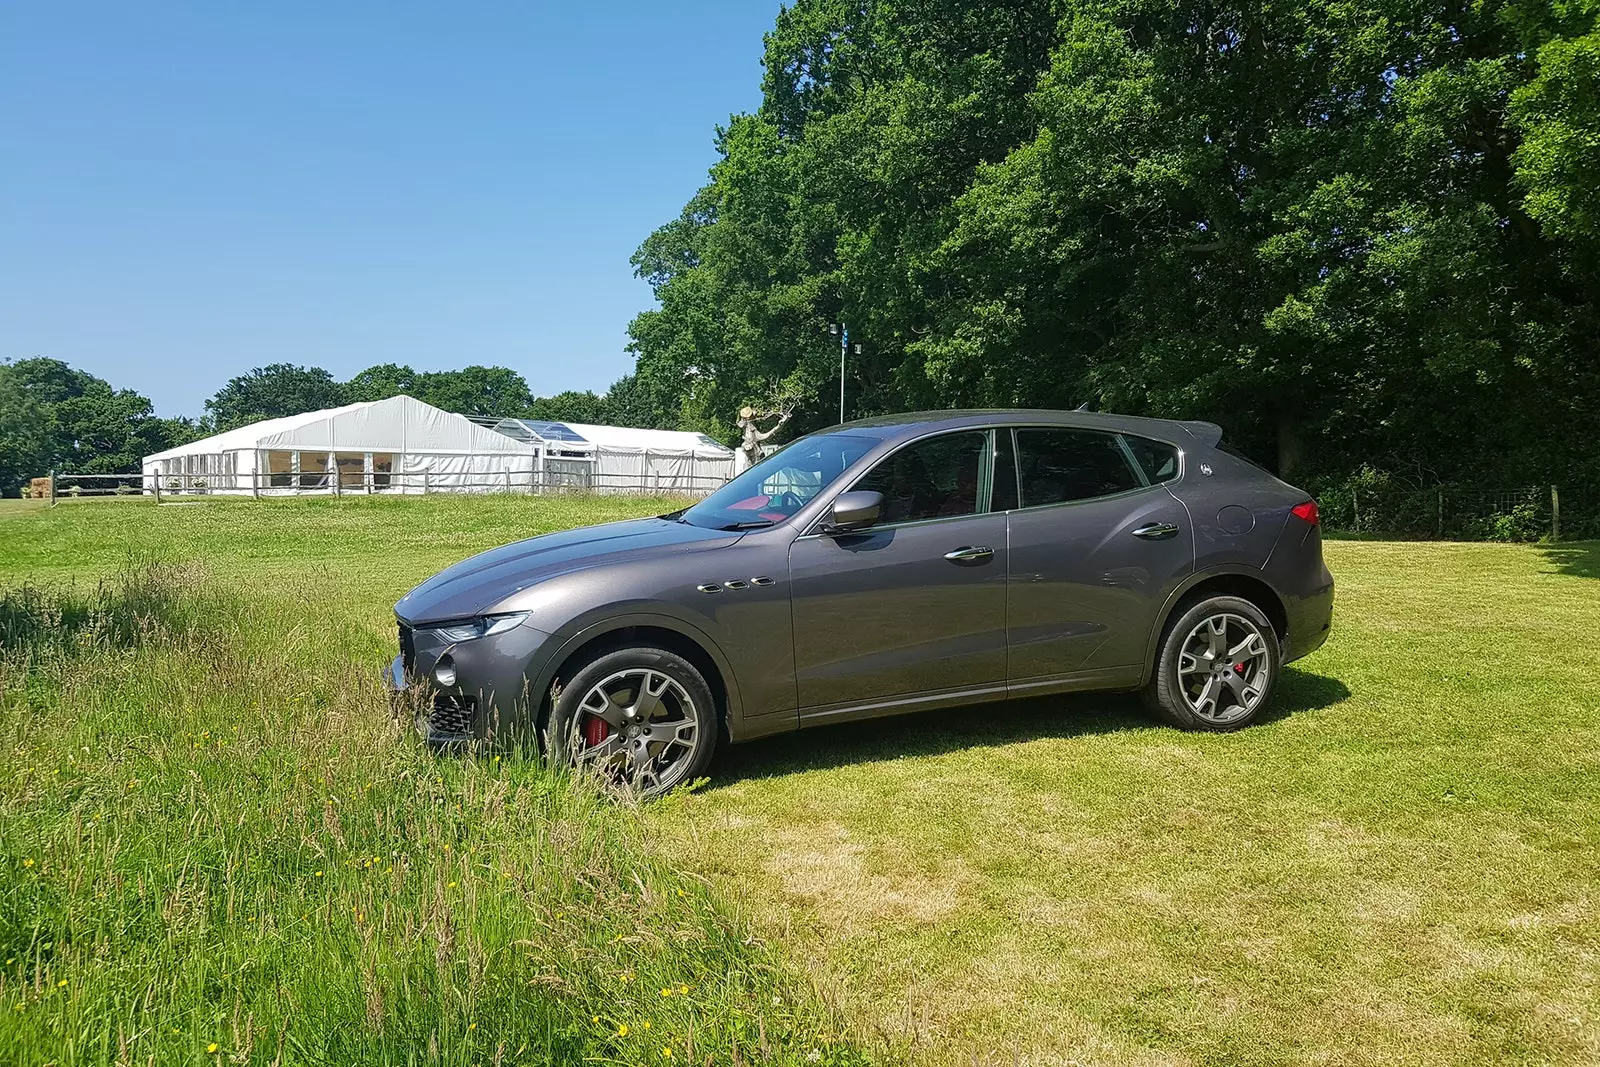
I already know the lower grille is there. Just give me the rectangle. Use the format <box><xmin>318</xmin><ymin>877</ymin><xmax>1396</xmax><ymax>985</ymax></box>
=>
<box><xmin>429</xmin><ymin>695</ymin><xmax>475</xmax><ymax>737</ymax></box>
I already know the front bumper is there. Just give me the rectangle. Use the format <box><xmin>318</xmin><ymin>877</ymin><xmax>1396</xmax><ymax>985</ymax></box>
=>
<box><xmin>385</xmin><ymin>620</ymin><xmax>557</xmax><ymax>744</ymax></box>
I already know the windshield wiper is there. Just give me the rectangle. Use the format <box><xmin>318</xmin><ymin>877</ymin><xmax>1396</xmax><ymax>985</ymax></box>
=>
<box><xmin>717</xmin><ymin>520</ymin><xmax>776</xmax><ymax>530</ymax></box>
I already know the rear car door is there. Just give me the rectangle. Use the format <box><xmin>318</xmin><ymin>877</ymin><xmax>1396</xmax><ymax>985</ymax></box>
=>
<box><xmin>789</xmin><ymin>430</ymin><xmax>1009</xmax><ymax>713</ymax></box>
<box><xmin>1004</xmin><ymin>427</ymin><xmax>1194</xmax><ymax>683</ymax></box>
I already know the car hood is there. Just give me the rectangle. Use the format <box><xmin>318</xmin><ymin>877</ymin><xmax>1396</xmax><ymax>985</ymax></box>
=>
<box><xmin>395</xmin><ymin>516</ymin><xmax>741</xmax><ymax>624</ymax></box>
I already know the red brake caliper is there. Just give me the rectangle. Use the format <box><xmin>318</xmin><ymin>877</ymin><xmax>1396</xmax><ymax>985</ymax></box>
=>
<box><xmin>582</xmin><ymin>716</ymin><xmax>609</xmax><ymax>747</ymax></box>
<box><xmin>1234</xmin><ymin>662</ymin><xmax>1247</xmax><ymax>675</ymax></box>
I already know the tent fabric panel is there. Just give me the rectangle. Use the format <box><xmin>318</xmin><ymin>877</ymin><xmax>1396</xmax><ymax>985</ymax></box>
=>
<box><xmin>561</xmin><ymin>422</ymin><xmax>733</xmax><ymax>457</ymax></box>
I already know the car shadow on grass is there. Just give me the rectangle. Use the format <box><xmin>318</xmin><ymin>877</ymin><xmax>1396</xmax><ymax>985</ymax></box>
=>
<box><xmin>707</xmin><ymin>666</ymin><xmax>1351</xmax><ymax>785</ymax></box>
<box><xmin>1539</xmin><ymin>540</ymin><xmax>1600</xmax><ymax>579</ymax></box>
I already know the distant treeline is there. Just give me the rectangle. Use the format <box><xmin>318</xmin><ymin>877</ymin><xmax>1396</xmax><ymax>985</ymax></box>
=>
<box><xmin>0</xmin><ymin>358</ymin><xmax>646</xmax><ymax>496</ymax></box>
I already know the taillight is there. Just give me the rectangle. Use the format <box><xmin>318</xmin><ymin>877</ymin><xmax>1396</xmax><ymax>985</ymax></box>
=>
<box><xmin>1291</xmin><ymin>499</ymin><xmax>1320</xmax><ymax>525</ymax></box>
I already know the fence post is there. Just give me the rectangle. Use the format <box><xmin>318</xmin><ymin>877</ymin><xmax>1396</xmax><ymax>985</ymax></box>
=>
<box><xmin>1352</xmin><ymin>487</ymin><xmax>1360</xmax><ymax>530</ymax></box>
<box><xmin>422</xmin><ymin>469</ymin><xmax>430</xmax><ymax>495</ymax></box>
<box><xmin>154</xmin><ymin>472</ymin><xmax>163</xmax><ymax>504</ymax></box>
<box><xmin>48</xmin><ymin>470</ymin><xmax>56</xmax><ymax>507</ymax></box>
<box><xmin>506</xmin><ymin>468</ymin><xmax>512</xmax><ymax>494</ymax></box>
<box><xmin>1551</xmin><ymin>485</ymin><xmax>1561</xmax><ymax>542</ymax></box>
<box><xmin>1437</xmin><ymin>487</ymin><xmax>1444</xmax><ymax>537</ymax></box>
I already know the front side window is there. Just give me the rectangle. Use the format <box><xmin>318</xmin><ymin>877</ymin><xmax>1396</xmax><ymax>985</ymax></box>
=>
<box><xmin>856</xmin><ymin>431</ymin><xmax>987</xmax><ymax>524</ymax></box>
<box><xmin>1121</xmin><ymin>434</ymin><xmax>1180</xmax><ymax>483</ymax></box>
<box><xmin>678</xmin><ymin>433</ymin><xmax>875</xmax><ymax>530</ymax></box>
<box><xmin>1016</xmin><ymin>428</ymin><xmax>1142</xmax><ymax>506</ymax></box>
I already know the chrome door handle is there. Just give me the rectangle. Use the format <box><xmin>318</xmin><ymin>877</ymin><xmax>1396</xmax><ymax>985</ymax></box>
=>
<box><xmin>943</xmin><ymin>545</ymin><xmax>994</xmax><ymax>562</ymax></box>
<box><xmin>1131</xmin><ymin>522</ymin><xmax>1180</xmax><ymax>541</ymax></box>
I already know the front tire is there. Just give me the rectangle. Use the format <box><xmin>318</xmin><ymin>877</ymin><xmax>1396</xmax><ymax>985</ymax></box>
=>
<box><xmin>546</xmin><ymin>646</ymin><xmax>718</xmax><ymax>798</ymax></box>
<box><xmin>1142</xmin><ymin>595</ymin><xmax>1279</xmax><ymax>731</ymax></box>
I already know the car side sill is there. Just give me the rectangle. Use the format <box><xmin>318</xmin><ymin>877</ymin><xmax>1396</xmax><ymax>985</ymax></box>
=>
<box><xmin>795</xmin><ymin>665</ymin><xmax>1144</xmax><ymax>730</ymax></box>
<box><xmin>798</xmin><ymin>681</ymin><xmax>1010</xmax><ymax>728</ymax></box>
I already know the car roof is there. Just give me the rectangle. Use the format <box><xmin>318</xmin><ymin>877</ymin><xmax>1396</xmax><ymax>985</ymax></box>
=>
<box><xmin>831</xmin><ymin>409</ymin><xmax>1222</xmax><ymax>447</ymax></box>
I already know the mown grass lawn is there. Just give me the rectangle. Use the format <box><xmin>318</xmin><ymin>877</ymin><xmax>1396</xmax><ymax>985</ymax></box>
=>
<box><xmin>2</xmin><ymin>496</ymin><xmax>1597</xmax><ymax>1066</ymax></box>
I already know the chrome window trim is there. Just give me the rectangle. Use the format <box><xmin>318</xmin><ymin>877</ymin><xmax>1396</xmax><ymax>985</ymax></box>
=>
<box><xmin>1116</xmin><ymin>430</ymin><xmax>1186</xmax><ymax>486</ymax></box>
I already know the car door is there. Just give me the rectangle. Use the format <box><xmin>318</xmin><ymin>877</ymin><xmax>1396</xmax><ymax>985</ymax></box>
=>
<box><xmin>789</xmin><ymin>429</ymin><xmax>1009</xmax><ymax>716</ymax></box>
<box><xmin>1004</xmin><ymin>427</ymin><xmax>1194</xmax><ymax>684</ymax></box>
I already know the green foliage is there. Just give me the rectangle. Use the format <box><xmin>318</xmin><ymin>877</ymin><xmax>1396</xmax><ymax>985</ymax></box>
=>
<box><xmin>205</xmin><ymin>363</ymin><xmax>347</xmax><ymax>431</ymax></box>
<box><xmin>0</xmin><ymin>359</ymin><xmax>197</xmax><ymax>495</ymax></box>
<box><xmin>627</xmin><ymin>0</ymin><xmax>1600</xmax><ymax>489</ymax></box>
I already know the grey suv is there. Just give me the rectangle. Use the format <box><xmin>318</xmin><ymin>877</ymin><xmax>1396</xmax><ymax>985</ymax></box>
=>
<box><xmin>388</xmin><ymin>410</ymin><xmax>1334</xmax><ymax>796</ymax></box>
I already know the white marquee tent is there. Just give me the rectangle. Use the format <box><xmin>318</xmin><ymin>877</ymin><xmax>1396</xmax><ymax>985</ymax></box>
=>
<box><xmin>142</xmin><ymin>395</ymin><xmax>536</xmax><ymax>495</ymax></box>
<box><xmin>490</xmin><ymin>419</ymin><xmax>735</xmax><ymax>493</ymax></box>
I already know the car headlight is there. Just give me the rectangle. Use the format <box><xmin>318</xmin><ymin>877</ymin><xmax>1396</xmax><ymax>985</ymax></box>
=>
<box><xmin>425</xmin><ymin>612</ymin><xmax>532</xmax><ymax>643</ymax></box>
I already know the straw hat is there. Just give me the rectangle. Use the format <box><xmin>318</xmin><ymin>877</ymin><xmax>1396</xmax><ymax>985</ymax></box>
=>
<box><xmin>739</xmin><ymin>406</ymin><xmax>756</xmax><ymax>419</ymax></box>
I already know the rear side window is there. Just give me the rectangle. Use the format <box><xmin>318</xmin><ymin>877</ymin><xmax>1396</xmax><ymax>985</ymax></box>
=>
<box><xmin>1016</xmin><ymin>428</ymin><xmax>1142</xmax><ymax>506</ymax></box>
<box><xmin>1121</xmin><ymin>434</ymin><xmax>1180</xmax><ymax>483</ymax></box>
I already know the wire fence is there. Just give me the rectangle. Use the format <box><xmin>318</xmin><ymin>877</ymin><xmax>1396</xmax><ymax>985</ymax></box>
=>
<box><xmin>30</xmin><ymin>471</ymin><xmax>1599</xmax><ymax>542</ymax></box>
<box><xmin>36</xmin><ymin>469</ymin><xmax>724</xmax><ymax>501</ymax></box>
<box><xmin>1317</xmin><ymin>482</ymin><xmax>1597</xmax><ymax>542</ymax></box>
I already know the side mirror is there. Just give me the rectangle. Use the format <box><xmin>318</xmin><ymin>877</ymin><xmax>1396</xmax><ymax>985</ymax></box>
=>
<box><xmin>823</xmin><ymin>490</ymin><xmax>883</xmax><ymax>534</ymax></box>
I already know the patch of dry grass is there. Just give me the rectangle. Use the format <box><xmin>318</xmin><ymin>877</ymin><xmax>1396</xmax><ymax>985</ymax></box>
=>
<box><xmin>653</xmin><ymin>540</ymin><xmax>1600</xmax><ymax>1066</ymax></box>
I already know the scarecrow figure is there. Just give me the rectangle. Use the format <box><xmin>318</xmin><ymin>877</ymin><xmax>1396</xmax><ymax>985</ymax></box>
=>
<box><xmin>734</xmin><ymin>405</ymin><xmax>790</xmax><ymax>473</ymax></box>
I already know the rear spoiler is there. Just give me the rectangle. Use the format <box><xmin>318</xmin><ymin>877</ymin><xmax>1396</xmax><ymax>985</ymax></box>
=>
<box><xmin>1178</xmin><ymin>420</ymin><xmax>1223</xmax><ymax>446</ymax></box>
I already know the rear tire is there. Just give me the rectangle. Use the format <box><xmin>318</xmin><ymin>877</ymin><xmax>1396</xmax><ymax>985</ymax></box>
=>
<box><xmin>546</xmin><ymin>646</ymin><xmax>718</xmax><ymax>798</ymax></box>
<box><xmin>1142</xmin><ymin>595</ymin><xmax>1280</xmax><ymax>731</ymax></box>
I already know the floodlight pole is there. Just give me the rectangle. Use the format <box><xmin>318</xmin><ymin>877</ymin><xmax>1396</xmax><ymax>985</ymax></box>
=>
<box><xmin>829</xmin><ymin>322</ymin><xmax>859</xmax><ymax>424</ymax></box>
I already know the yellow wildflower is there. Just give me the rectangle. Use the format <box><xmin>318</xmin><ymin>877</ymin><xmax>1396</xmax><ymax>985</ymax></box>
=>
<box><xmin>616</xmin><ymin>1023</ymin><xmax>629</xmax><ymax>1037</ymax></box>
<box><xmin>56</xmin><ymin>979</ymin><xmax>67</xmax><ymax>988</ymax></box>
<box><xmin>661</xmin><ymin>1048</ymin><xmax>673</xmax><ymax>1059</ymax></box>
<box><xmin>678</xmin><ymin>984</ymin><xmax>689</xmax><ymax>995</ymax></box>
<box><xmin>21</xmin><ymin>858</ymin><xmax>34</xmax><ymax>868</ymax></box>
<box><xmin>207</xmin><ymin>1042</ymin><xmax>219</xmax><ymax>1053</ymax></box>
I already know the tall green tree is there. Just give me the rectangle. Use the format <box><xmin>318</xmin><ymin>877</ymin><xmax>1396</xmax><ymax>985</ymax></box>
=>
<box><xmin>626</xmin><ymin>0</ymin><xmax>1600</xmax><ymax>494</ymax></box>
<box><xmin>0</xmin><ymin>358</ymin><xmax>196</xmax><ymax>494</ymax></box>
<box><xmin>411</xmin><ymin>365</ymin><xmax>532</xmax><ymax>418</ymax></box>
<box><xmin>343</xmin><ymin>363</ymin><xmax>420</xmax><ymax>403</ymax></box>
<box><xmin>205</xmin><ymin>364</ymin><xmax>346</xmax><ymax>431</ymax></box>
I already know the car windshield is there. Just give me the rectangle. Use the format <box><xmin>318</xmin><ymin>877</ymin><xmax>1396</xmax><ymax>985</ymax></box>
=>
<box><xmin>676</xmin><ymin>433</ymin><xmax>876</xmax><ymax>530</ymax></box>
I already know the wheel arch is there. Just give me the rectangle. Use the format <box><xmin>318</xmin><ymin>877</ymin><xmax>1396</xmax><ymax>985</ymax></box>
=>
<box><xmin>530</xmin><ymin>613</ymin><xmax>740</xmax><ymax>743</ymax></box>
<box><xmin>1140</xmin><ymin>569</ymin><xmax>1289</xmax><ymax>685</ymax></box>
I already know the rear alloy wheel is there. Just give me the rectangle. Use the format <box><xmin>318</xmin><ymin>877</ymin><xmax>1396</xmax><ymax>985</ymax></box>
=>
<box><xmin>547</xmin><ymin>647</ymin><xmax>717</xmax><ymax>798</ymax></box>
<box><xmin>1143</xmin><ymin>595</ymin><xmax>1280</xmax><ymax>731</ymax></box>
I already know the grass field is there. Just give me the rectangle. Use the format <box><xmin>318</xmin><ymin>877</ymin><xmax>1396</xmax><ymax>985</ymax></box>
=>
<box><xmin>1</xmin><ymin>496</ymin><xmax>1597</xmax><ymax>1066</ymax></box>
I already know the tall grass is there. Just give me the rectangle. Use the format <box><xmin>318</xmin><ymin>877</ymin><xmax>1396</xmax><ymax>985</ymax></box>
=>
<box><xmin>0</xmin><ymin>566</ymin><xmax>866</xmax><ymax>1065</ymax></box>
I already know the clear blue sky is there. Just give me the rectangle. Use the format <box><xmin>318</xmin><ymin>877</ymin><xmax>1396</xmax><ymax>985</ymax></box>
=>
<box><xmin>0</xmin><ymin>2</ymin><xmax>779</xmax><ymax>418</ymax></box>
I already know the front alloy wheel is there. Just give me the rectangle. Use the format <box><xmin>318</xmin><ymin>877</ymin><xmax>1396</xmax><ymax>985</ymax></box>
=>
<box><xmin>548</xmin><ymin>648</ymin><xmax>717</xmax><ymax>797</ymax></box>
